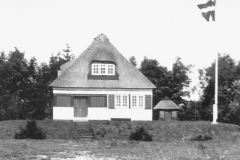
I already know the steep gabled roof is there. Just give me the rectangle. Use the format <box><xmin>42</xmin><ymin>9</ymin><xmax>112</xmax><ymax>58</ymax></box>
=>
<box><xmin>49</xmin><ymin>34</ymin><xmax>155</xmax><ymax>89</ymax></box>
<box><xmin>153</xmin><ymin>97</ymin><xmax>180</xmax><ymax>110</ymax></box>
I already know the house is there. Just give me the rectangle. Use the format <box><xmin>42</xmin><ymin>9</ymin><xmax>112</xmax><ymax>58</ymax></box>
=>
<box><xmin>153</xmin><ymin>97</ymin><xmax>180</xmax><ymax>121</ymax></box>
<box><xmin>49</xmin><ymin>34</ymin><xmax>156</xmax><ymax>121</ymax></box>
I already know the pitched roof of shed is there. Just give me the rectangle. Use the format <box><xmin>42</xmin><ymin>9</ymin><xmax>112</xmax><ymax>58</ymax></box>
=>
<box><xmin>49</xmin><ymin>34</ymin><xmax>155</xmax><ymax>89</ymax></box>
<box><xmin>153</xmin><ymin>97</ymin><xmax>180</xmax><ymax>110</ymax></box>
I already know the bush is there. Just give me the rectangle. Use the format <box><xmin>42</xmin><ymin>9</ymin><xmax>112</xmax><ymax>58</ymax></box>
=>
<box><xmin>130</xmin><ymin>124</ymin><xmax>152</xmax><ymax>141</ymax></box>
<box><xmin>96</xmin><ymin>127</ymin><xmax>107</xmax><ymax>137</ymax></box>
<box><xmin>14</xmin><ymin>120</ymin><xmax>46</xmax><ymax>140</ymax></box>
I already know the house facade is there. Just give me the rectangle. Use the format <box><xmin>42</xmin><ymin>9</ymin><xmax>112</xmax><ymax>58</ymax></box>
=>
<box><xmin>49</xmin><ymin>34</ymin><xmax>156</xmax><ymax>121</ymax></box>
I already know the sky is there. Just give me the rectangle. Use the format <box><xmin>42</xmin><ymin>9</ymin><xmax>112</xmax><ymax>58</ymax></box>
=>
<box><xmin>0</xmin><ymin>0</ymin><xmax>240</xmax><ymax>100</ymax></box>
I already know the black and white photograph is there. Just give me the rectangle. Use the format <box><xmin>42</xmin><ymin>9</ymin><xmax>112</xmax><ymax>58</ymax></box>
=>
<box><xmin>0</xmin><ymin>0</ymin><xmax>240</xmax><ymax>159</ymax></box>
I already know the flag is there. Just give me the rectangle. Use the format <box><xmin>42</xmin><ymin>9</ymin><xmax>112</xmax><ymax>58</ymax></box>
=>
<box><xmin>197</xmin><ymin>0</ymin><xmax>216</xmax><ymax>21</ymax></box>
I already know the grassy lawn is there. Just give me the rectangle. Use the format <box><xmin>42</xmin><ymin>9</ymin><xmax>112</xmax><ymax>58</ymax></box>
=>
<box><xmin>0</xmin><ymin>120</ymin><xmax>240</xmax><ymax>159</ymax></box>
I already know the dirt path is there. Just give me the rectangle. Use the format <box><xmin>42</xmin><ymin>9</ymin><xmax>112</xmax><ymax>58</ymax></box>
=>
<box><xmin>34</xmin><ymin>151</ymin><xmax>119</xmax><ymax>160</ymax></box>
<box><xmin>25</xmin><ymin>140</ymin><xmax>139</xmax><ymax>160</ymax></box>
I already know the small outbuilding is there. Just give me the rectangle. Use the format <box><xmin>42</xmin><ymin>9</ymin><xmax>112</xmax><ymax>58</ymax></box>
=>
<box><xmin>153</xmin><ymin>96</ymin><xmax>180</xmax><ymax>121</ymax></box>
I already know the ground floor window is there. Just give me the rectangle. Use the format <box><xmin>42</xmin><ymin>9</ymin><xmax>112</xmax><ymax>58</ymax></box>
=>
<box><xmin>172</xmin><ymin>111</ymin><xmax>177</xmax><ymax>118</ymax></box>
<box><xmin>115</xmin><ymin>95</ymin><xmax>129</xmax><ymax>108</ymax></box>
<box><xmin>160</xmin><ymin>111</ymin><xmax>164</xmax><ymax>118</ymax></box>
<box><xmin>55</xmin><ymin>95</ymin><xmax>107</xmax><ymax>107</ymax></box>
<box><xmin>55</xmin><ymin>95</ymin><xmax>71</xmax><ymax>106</ymax></box>
<box><xmin>130</xmin><ymin>95</ymin><xmax>145</xmax><ymax>108</ymax></box>
<box><xmin>90</xmin><ymin>96</ymin><xmax>106</xmax><ymax>107</ymax></box>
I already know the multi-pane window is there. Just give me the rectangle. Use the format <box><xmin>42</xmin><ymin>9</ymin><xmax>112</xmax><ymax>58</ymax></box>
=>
<box><xmin>122</xmin><ymin>95</ymin><xmax>128</xmax><ymax>107</ymax></box>
<box><xmin>116</xmin><ymin>95</ymin><xmax>121</xmax><ymax>107</ymax></box>
<box><xmin>56</xmin><ymin>96</ymin><xmax>71</xmax><ymax>106</ymax></box>
<box><xmin>90</xmin><ymin>96</ymin><xmax>106</xmax><ymax>107</ymax></box>
<box><xmin>131</xmin><ymin>95</ymin><xmax>145</xmax><ymax>108</ymax></box>
<box><xmin>92</xmin><ymin>63</ymin><xmax>115</xmax><ymax>75</ymax></box>
<box><xmin>108</xmin><ymin>64</ymin><xmax>114</xmax><ymax>74</ymax></box>
<box><xmin>139</xmin><ymin>96</ymin><xmax>144</xmax><ymax>107</ymax></box>
<box><xmin>93</xmin><ymin>64</ymin><xmax>98</xmax><ymax>74</ymax></box>
<box><xmin>101</xmin><ymin>65</ymin><xmax>105</xmax><ymax>74</ymax></box>
<box><xmin>115</xmin><ymin>95</ymin><xmax>129</xmax><ymax>108</ymax></box>
<box><xmin>132</xmin><ymin>96</ymin><xmax>137</xmax><ymax>107</ymax></box>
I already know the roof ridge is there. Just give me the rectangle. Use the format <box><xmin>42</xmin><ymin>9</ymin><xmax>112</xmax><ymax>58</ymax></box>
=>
<box><xmin>94</xmin><ymin>33</ymin><xmax>109</xmax><ymax>42</ymax></box>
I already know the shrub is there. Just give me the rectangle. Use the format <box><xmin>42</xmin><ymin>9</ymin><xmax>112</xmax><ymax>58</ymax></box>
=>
<box><xmin>15</xmin><ymin>120</ymin><xmax>46</xmax><ymax>140</ymax></box>
<box><xmin>130</xmin><ymin>124</ymin><xmax>152</xmax><ymax>141</ymax></box>
<box><xmin>96</xmin><ymin>127</ymin><xmax>107</xmax><ymax>137</ymax></box>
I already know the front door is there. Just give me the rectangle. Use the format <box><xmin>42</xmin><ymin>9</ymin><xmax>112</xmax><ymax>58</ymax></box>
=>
<box><xmin>74</xmin><ymin>97</ymin><xmax>88</xmax><ymax>117</ymax></box>
<box><xmin>165</xmin><ymin>111</ymin><xmax>172</xmax><ymax>121</ymax></box>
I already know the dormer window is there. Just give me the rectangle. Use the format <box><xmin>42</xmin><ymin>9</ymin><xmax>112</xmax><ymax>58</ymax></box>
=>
<box><xmin>92</xmin><ymin>63</ymin><xmax>115</xmax><ymax>75</ymax></box>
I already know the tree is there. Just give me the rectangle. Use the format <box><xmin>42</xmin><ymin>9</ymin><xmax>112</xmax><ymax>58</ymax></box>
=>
<box><xmin>2</xmin><ymin>48</ymin><xmax>29</xmax><ymax>119</ymax></box>
<box><xmin>15</xmin><ymin>120</ymin><xmax>46</xmax><ymax>139</ymax></box>
<box><xmin>0</xmin><ymin>52</ymin><xmax>7</xmax><ymax>120</ymax></box>
<box><xmin>59</xmin><ymin>44</ymin><xmax>75</xmax><ymax>61</ymax></box>
<box><xmin>49</xmin><ymin>44</ymin><xmax>75</xmax><ymax>82</ymax></box>
<box><xmin>18</xmin><ymin>57</ymin><xmax>50</xmax><ymax>120</ymax></box>
<box><xmin>170</xmin><ymin>57</ymin><xmax>192</xmax><ymax>104</ymax></box>
<box><xmin>139</xmin><ymin>57</ymin><xmax>192</xmax><ymax>120</ymax></box>
<box><xmin>199</xmin><ymin>54</ymin><xmax>240</xmax><ymax>124</ymax></box>
<box><xmin>129</xmin><ymin>56</ymin><xmax>137</xmax><ymax>67</ymax></box>
<box><xmin>140</xmin><ymin>57</ymin><xmax>192</xmax><ymax>105</ymax></box>
<box><xmin>0</xmin><ymin>49</ymin><xmax>48</xmax><ymax>120</ymax></box>
<box><xmin>140</xmin><ymin>57</ymin><xmax>169</xmax><ymax>105</ymax></box>
<box><xmin>178</xmin><ymin>101</ymin><xmax>202</xmax><ymax>121</ymax></box>
<box><xmin>0</xmin><ymin>45</ymin><xmax>75</xmax><ymax>121</ymax></box>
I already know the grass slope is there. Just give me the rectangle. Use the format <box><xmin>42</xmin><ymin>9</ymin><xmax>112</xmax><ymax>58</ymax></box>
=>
<box><xmin>91</xmin><ymin>120</ymin><xmax>240</xmax><ymax>142</ymax></box>
<box><xmin>1</xmin><ymin>120</ymin><xmax>240</xmax><ymax>159</ymax></box>
<box><xmin>0</xmin><ymin>120</ymin><xmax>240</xmax><ymax>141</ymax></box>
<box><xmin>0</xmin><ymin>120</ymin><xmax>92</xmax><ymax>140</ymax></box>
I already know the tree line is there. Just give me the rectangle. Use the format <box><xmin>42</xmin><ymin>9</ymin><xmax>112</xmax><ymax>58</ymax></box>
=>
<box><xmin>0</xmin><ymin>46</ymin><xmax>240</xmax><ymax>125</ymax></box>
<box><xmin>130</xmin><ymin>54</ymin><xmax>240</xmax><ymax>125</ymax></box>
<box><xmin>0</xmin><ymin>45</ymin><xmax>74</xmax><ymax>120</ymax></box>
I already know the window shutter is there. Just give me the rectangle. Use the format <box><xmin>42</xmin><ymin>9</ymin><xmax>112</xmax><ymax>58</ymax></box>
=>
<box><xmin>70</xmin><ymin>96</ymin><xmax>74</xmax><ymax>106</ymax></box>
<box><xmin>109</xmin><ymin>94</ymin><xmax>115</xmax><ymax>109</ymax></box>
<box><xmin>54</xmin><ymin>95</ymin><xmax>57</xmax><ymax>106</ymax></box>
<box><xmin>145</xmin><ymin>95</ymin><xmax>152</xmax><ymax>109</ymax></box>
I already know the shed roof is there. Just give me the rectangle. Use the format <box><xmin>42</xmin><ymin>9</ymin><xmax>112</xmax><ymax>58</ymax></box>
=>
<box><xmin>153</xmin><ymin>97</ymin><xmax>180</xmax><ymax>110</ymax></box>
<box><xmin>49</xmin><ymin>33</ymin><xmax>156</xmax><ymax>89</ymax></box>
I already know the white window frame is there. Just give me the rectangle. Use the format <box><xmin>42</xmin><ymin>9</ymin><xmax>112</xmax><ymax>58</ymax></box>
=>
<box><xmin>92</xmin><ymin>64</ymin><xmax>99</xmax><ymax>75</ymax></box>
<box><xmin>114</xmin><ymin>95</ymin><xmax>129</xmax><ymax>108</ymax></box>
<box><xmin>91</xmin><ymin>63</ymin><xmax>115</xmax><ymax>75</ymax></box>
<box><xmin>130</xmin><ymin>95</ymin><xmax>145</xmax><ymax>109</ymax></box>
<box><xmin>108</xmin><ymin>64</ymin><xmax>115</xmax><ymax>75</ymax></box>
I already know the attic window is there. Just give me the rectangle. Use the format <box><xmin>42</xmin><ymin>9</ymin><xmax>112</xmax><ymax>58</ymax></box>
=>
<box><xmin>92</xmin><ymin>63</ymin><xmax>115</xmax><ymax>75</ymax></box>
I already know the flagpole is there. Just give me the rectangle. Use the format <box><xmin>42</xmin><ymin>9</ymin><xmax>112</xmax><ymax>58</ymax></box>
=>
<box><xmin>197</xmin><ymin>0</ymin><xmax>218</xmax><ymax>124</ymax></box>
<box><xmin>212</xmin><ymin>0</ymin><xmax>218</xmax><ymax>124</ymax></box>
<box><xmin>212</xmin><ymin>53</ymin><xmax>218</xmax><ymax>124</ymax></box>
